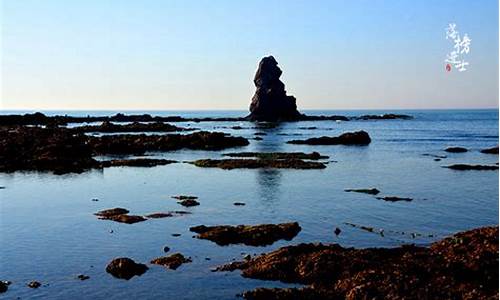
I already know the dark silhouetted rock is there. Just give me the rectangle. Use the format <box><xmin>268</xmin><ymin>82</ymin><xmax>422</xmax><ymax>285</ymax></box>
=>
<box><xmin>287</xmin><ymin>131</ymin><xmax>371</xmax><ymax>145</ymax></box>
<box><xmin>234</xmin><ymin>202</ymin><xmax>246</xmax><ymax>206</ymax></box>
<box><xmin>94</xmin><ymin>208</ymin><xmax>130</xmax><ymax>217</ymax></box>
<box><xmin>106</xmin><ymin>258</ymin><xmax>148</xmax><ymax>280</ymax></box>
<box><xmin>191</xmin><ymin>158</ymin><xmax>326</xmax><ymax>170</ymax></box>
<box><xmin>334</xmin><ymin>228</ymin><xmax>341</xmax><ymax>236</ymax></box>
<box><xmin>177</xmin><ymin>199</ymin><xmax>200</xmax><ymax>207</ymax></box>
<box><xmin>376</xmin><ymin>196</ymin><xmax>413</xmax><ymax>202</ymax></box>
<box><xmin>73</xmin><ymin>121</ymin><xmax>191</xmax><ymax>133</ymax></box>
<box><xmin>150</xmin><ymin>253</ymin><xmax>192</xmax><ymax>270</ymax></box>
<box><xmin>77</xmin><ymin>274</ymin><xmax>90</xmax><ymax>281</ymax></box>
<box><xmin>344</xmin><ymin>188</ymin><xmax>380</xmax><ymax>195</ymax></box>
<box><xmin>172</xmin><ymin>195</ymin><xmax>198</xmax><ymax>200</ymax></box>
<box><xmin>0</xmin><ymin>281</ymin><xmax>8</xmax><ymax>293</ymax></box>
<box><xmin>94</xmin><ymin>207</ymin><xmax>146</xmax><ymax>224</ymax></box>
<box><xmin>190</xmin><ymin>222</ymin><xmax>301</xmax><ymax>246</ymax></box>
<box><xmin>219</xmin><ymin>226</ymin><xmax>498</xmax><ymax>300</ymax></box>
<box><xmin>481</xmin><ymin>146</ymin><xmax>499</xmax><ymax>154</ymax></box>
<box><xmin>101</xmin><ymin>158</ymin><xmax>176</xmax><ymax>168</ymax></box>
<box><xmin>247</xmin><ymin>56</ymin><xmax>302</xmax><ymax>121</ymax></box>
<box><xmin>444</xmin><ymin>164</ymin><xmax>499</xmax><ymax>171</ymax></box>
<box><xmin>445</xmin><ymin>147</ymin><xmax>468</xmax><ymax>153</ymax></box>
<box><xmin>27</xmin><ymin>281</ymin><xmax>41</xmax><ymax>288</ymax></box>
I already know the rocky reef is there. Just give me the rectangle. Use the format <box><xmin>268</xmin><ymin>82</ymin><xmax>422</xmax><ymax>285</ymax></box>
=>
<box><xmin>287</xmin><ymin>130</ymin><xmax>371</xmax><ymax>145</ymax></box>
<box><xmin>247</xmin><ymin>56</ymin><xmax>302</xmax><ymax>121</ymax></box>
<box><xmin>150</xmin><ymin>253</ymin><xmax>192</xmax><ymax>270</ymax></box>
<box><xmin>191</xmin><ymin>158</ymin><xmax>326</xmax><ymax>170</ymax></box>
<box><xmin>106</xmin><ymin>258</ymin><xmax>148</xmax><ymax>280</ymax></box>
<box><xmin>219</xmin><ymin>226</ymin><xmax>498</xmax><ymax>300</ymax></box>
<box><xmin>190</xmin><ymin>222</ymin><xmax>301</xmax><ymax>246</ymax></box>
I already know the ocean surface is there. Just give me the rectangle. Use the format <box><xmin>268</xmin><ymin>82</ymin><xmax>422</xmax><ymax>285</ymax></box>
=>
<box><xmin>0</xmin><ymin>109</ymin><xmax>498</xmax><ymax>299</ymax></box>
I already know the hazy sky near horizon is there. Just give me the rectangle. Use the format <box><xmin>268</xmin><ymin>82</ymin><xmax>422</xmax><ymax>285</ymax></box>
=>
<box><xmin>1</xmin><ymin>0</ymin><xmax>498</xmax><ymax>110</ymax></box>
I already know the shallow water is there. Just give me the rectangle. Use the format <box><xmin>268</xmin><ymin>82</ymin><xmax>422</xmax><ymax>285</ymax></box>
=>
<box><xmin>0</xmin><ymin>109</ymin><xmax>498</xmax><ymax>299</ymax></box>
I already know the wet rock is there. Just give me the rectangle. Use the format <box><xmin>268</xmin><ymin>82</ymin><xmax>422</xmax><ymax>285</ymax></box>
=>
<box><xmin>247</xmin><ymin>56</ymin><xmax>302</xmax><ymax>121</ymax></box>
<box><xmin>172</xmin><ymin>233</ymin><xmax>181</xmax><ymax>237</ymax></box>
<box><xmin>189</xmin><ymin>222</ymin><xmax>301</xmax><ymax>246</ymax></box>
<box><xmin>73</xmin><ymin>121</ymin><xmax>190</xmax><ymax>133</ymax></box>
<box><xmin>0</xmin><ymin>281</ymin><xmax>8</xmax><ymax>293</ymax></box>
<box><xmin>219</xmin><ymin>226</ymin><xmax>498</xmax><ymax>300</ymax></box>
<box><xmin>91</xmin><ymin>198</ymin><xmax>99</xmax><ymax>202</ymax></box>
<box><xmin>444</xmin><ymin>164</ymin><xmax>499</xmax><ymax>171</ymax></box>
<box><xmin>334</xmin><ymin>228</ymin><xmax>341</xmax><ymax>236</ymax></box>
<box><xmin>89</xmin><ymin>131</ymin><xmax>249</xmax><ymax>155</ymax></box>
<box><xmin>191</xmin><ymin>158</ymin><xmax>326</xmax><ymax>170</ymax></box>
<box><xmin>353</xmin><ymin>114</ymin><xmax>413</xmax><ymax>120</ymax></box>
<box><xmin>376</xmin><ymin>196</ymin><xmax>413</xmax><ymax>202</ymax></box>
<box><xmin>145</xmin><ymin>212</ymin><xmax>174</xmax><ymax>218</ymax></box>
<box><xmin>234</xmin><ymin>202</ymin><xmax>246</xmax><ymax>206</ymax></box>
<box><xmin>101</xmin><ymin>214</ymin><xmax>147</xmax><ymax>224</ymax></box>
<box><xmin>76</xmin><ymin>274</ymin><xmax>90</xmax><ymax>281</ymax></box>
<box><xmin>172</xmin><ymin>195</ymin><xmax>198</xmax><ymax>201</ymax></box>
<box><xmin>95</xmin><ymin>208</ymin><xmax>130</xmax><ymax>217</ymax></box>
<box><xmin>344</xmin><ymin>188</ymin><xmax>380</xmax><ymax>195</ymax></box>
<box><xmin>27</xmin><ymin>281</ymin><xmax>41</xmax><ymax>288</ymax></box>
<box><xmin>101</xmin><ymin>158</ymin><xmax>177</xmax><ymax>168</ymax></box>
<box><xmin>287</xmin><ymin>131</ymin><xmax>371</xmax><ymax>146</ymax></box>
<box><xmin>150</xmin><ymin>253</ymin><xmax>192</xmax><ymax>270</ymax></box>
<box><xmin>178</xmin><ymin>199</ymin><xmax>200</xmax><ymax>207</ymax></box>
<box><xmin>0</xmin><ymin>126</ymin><xmax>100</xmax><ymax>174</ymax></box>
<box><xmin>223</xmin><ymin>151</ymin><xmax>328</xmax><ymax>160</ymax></box>
<box><xmin>106</xmin><ymin>257</ymin><xmax>148</xmax><ymax>280</ymax></box>
<box><xmin>445</xmin><ymin>147</ymin><xmax>468</xmax><ymax>153</ymax></box>
<box><xmin>481</xmin><ymin>146</ymin><xmax>499</xmax><ymax>154</ymax></box>
<box><xmin>163</xmin><ymin>246</ymin><xmax>170</xmax><ymax>253</ymax></box>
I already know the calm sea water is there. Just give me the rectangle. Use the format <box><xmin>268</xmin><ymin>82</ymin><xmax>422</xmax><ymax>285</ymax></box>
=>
<box><xmin>0</xmin><ymin>109</ymin><xmax>498</xmax><ymax>299</ymax></box>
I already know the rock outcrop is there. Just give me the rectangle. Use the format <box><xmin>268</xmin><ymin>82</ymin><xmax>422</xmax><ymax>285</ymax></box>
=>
<box><xmin>247</xmin><ymin>56</ymin><xmax>302</xmax><ymax>121</ymax></box>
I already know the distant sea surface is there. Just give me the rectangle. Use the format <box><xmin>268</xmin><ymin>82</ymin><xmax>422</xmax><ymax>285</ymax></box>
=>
<box><xmin>0</xmin><ymin>109</ymin><xmax>498</xmax><ymax>299</ymax></box>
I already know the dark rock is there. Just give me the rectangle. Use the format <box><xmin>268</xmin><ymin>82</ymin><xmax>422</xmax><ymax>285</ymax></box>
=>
<box><xmin>234</xmin><ymin>202</ymin><xmax>246</xmax><ymax>206</ymax></box>
<box><xmin>287</xmin><ymin>131</ymin><xmax>371</xmax><ymax>146</ymax></box>
<box><xmin>0</xmin><ymin>126</ymin><xmax>101</xmax><ymax>174</ymax></box>
<box><xmin>178</xmin><ymin>199</ymin><xmax>200</xmax><ymax>207</ymax></box>
<box><xmin>253</xmin><ymin>137</ymin><xmax>263</xmax><ymax>141</ymax></box>
<box><xmin>0</xmin><ymin>281</ymin><xmax>8</xmax><ymax>293</ymax></box>
<box><xmin>223</xmin><ymin>151</ymin><xmax>328</xmax><ymax>160</ymax></box>
<box><xmin>344</xmin><ymin>188</ymin><xmax>380</xmax><ymax>195</ymax></box>
<box><xmin>73</xmin><ymin>121</ymin><xmax>190</xmax><ymax>133</ymax></box>
<box><xmin>219</xmin><ymin>226</ymin><xmax>498</xmax><ymax>300</ymax></box>
<box><xmin>353</xmin><ymin>114</ymin><xmax>413</xmax><ymax>120</ymax></box>
<box><xmin>88</xmin><ymin>131</ymin><xmax>249</xmax><ymax>155</ymax></box>
<box><xmin>91</xmin><ymin>198</ymin><xmax>99</xmax><ymax>202</ymax></box>
<box><xmin>145</xmin><ymin>212</ymin><xmax>174</xmax><ymax>218</ymax></box>
<box><xmin>150</xmin><ymin>253</ymin><xmax>192</xmax><ymax>270</ymax></box>
<box><xmin>101</xmin><ymin>158</ymin><xmax>177</xmax><ymax>168</ymax></box>
<box><xmin>163</xmin><ymin>246</ymin><xmax>170</xmax><ymax>253</ymax></box>
<box><xmin>444</xmin><ymin>164</ymin><xmax>499</xmax><ymax>171</ymax></box>
<box><xmin>172</xmin><ymin>195</ymin><xmax>198</xmax><ymax>200</ymax></box>
<box><xmin>189</xmin><ymin>222</ymin><xmax>301</xmax><ymax>246</ymax></box>
<box><xmin>334</xmin><ymin>228</ymin><xmax>341</xmax><ymax>236</ymax></box>
<box><xmin>100</xmin><ymin>214</ymin><xmax>147</xmax><ymax>224</ymax></box>
<box><xmin>481</xmin><ymin>146</ymin><xmax>499</xmax><ymax>154</ymax></box>
<box><xmin>27</xmin><ymin>281</ymin><xmax>41</xmax><ymax>288</ymax></box>
<box><xmin>76</xmin><ymin>274</ymin><xmax>90</xmax><ymax>281</ymax></box>
<box><xmin>247</xmin><ymin>56</ymin><xmax>302</xmax><ymax>121</ymax></box>
<box><xmin>106</xmin><ymin>258</ymin><xmax>148</xmax><ymax>280</ymax></box>
<box><xmin>172</xmin><ymin>233</ymin><xmax>181</xmax><ymax>237</ymax></box>
<box><xmin>191</xmin><ymin>158</ymin><xmax>326</xmax><ymax>170</ymax></box>
<box><xmin>254</xmin><ymin>132</ymin><xmax>267</xmax><ymax>136</ymax></box>
<box><xmin>376</xmin><ymin>196</ymin><xmax>413</xmax><ymax>202</ymax></box>
<box><xmin>445</xmin><ymin>147</ymin><xmax>468</xmax><ymax>153</ymax></box>
<box><xmin>94</xmin><ymin>208</ymin><xmax>130</xmax><ymax>217</ymax></box>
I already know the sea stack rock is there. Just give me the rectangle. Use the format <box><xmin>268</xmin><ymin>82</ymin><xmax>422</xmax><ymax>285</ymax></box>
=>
<box><xmin>247</xmin><ymin>56</ymin><xmax>302</xmax><ymax>121</ymax></box>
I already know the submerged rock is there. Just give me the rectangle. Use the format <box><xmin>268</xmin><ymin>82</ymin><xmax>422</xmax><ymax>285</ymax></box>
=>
<box><xmin>481</xmin><ymin>146</ymin><xmax>499</xmax><ymax>154</ymax></box>
<box><xmin>353</xmin><ymin>114</ymin><xmax>413</xmax><ymax>120</ymax></box>
<box><xmin>106</xmin><ymin>258</ymin><xmax>148</xmax><ymax>280</ymax></box>
<box><xmin>247</xmin><ymin>56</ymin><xmax>302</xmax><ymax>121</ymax></box>
<box><xmin>76</xmin><ymin>274</ymin><xmax>90</xmax><ymax>281</ymax></box>
<box><xmin>344</xmin><ymin>188</ymin><xmax>380</xmax><ymax>195</ymax></box>
<box><xmin>223</xmin><ymin>151</ymin><xmax>328</xmax><ymax>160</ymax></box>
<box><xmin>444</xmin><ymin>164</ymin><xmax>499</xmax><ymax>171</ymax></box>
<box><xmin>287</xmin><ymin>131</ymin><xmax>371</xmax><ymax>145</ymax></box>
<box><xmin>101</xmin><ymin>158</ymin><xmax>176</xmax><ymax>168</ymax></box>
<box><xmin>172</xmin><ymin>195</ymin><xmax>198</xmax><ymax>201</ymax></box>
<box><xmin>191</xmin><ymin>159</ymin><xmax>326</xmax><ymax>170</ymax></box>
<box><xmin>445</xmin><ymin>147</ymin><xmax>468</xmax><ymax>153</ymax></box>
<box><xmin>189</xmin><ymin>222</ymin><xmax>301</xmax><ymax>246</ymax></box>
<box><xmin>219</xmin><ymin>226</ymin><xmax>498</xmax><ymax>300</ymax></box>
<box><xmin>94</xmin><ymin>208</ymin><xmax>130</xmax><ymax>217</ymax></box>
<box><xmin>150</xmin><ymin>253</ymin><xmax>192</xmax><ymax>270</ymax></box>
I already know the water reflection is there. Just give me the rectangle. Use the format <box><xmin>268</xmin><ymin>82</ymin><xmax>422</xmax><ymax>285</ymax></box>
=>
<box><xmin>253</xmin><ymin>123</ymin><xmax>285</xmax><ymax>205</ymax></box>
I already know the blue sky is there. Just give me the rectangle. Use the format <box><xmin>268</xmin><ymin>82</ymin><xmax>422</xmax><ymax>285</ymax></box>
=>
<box><xmin>1</xmin><ymin>0</ymin><xmax>498</xmax><ymax>110</ymax></box>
